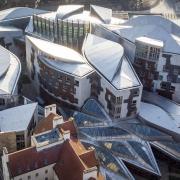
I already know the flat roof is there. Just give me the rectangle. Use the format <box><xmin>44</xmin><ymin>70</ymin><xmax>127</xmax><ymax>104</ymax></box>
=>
<box><xmin>0</xmin><ymin>103</ymin><xmax>37</xmax><ymax>132</ymax></box>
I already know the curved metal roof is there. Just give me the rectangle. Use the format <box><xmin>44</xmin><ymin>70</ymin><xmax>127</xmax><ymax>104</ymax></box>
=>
<box><xmin>0</xmin><ymin>45</ymin><xmax>21</xmax><ymax>95</ymax></box>
<box><xmin>83</xmin><ymin>34</ymin><xmax>140</xmax><ymax>89</ymax></box>
<box><xmin>27</xmin><ymin>35</ymin><xmax>85</xmax><ymax>64</ymax></box>
<box><xmin>0</xmin><ymin>46</ymin><xmax>10</xmax><ymax>78</ymax></box>
<box><xmin>110</xmin><ymin>15</ymin><xmax>180</xmax><ymax>54</ymax></box>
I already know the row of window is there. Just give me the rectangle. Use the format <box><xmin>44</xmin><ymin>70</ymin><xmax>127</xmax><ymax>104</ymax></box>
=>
<box><xmin>19</xmin><ymin>170</ymin><xmax>49</xmax><ymax>180</ymax></box>
<box><xmin>33</xmin><ymin>15</ymin><xmax>90</xmax><ymax>49</ymax></box>
<box><xmin>135</xmin><ymin>43</ymin><xmax>161</xmax><ymax>61</ymax></box>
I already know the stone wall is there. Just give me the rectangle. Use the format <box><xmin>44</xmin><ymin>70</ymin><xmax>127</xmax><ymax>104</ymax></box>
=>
<box><xmin>0</xmin><ymin>132</ymin><xmax>16</xmax><ymax>155</ymax></box>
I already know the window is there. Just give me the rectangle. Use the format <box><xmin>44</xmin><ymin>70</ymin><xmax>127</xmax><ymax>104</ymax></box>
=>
<box><xmin>16</xmin><ymin>134</ymin><xmax>25</xmax><ymax>150</ymax></box>
<box><xmin>134</xmin><ymin>90</ymin><xmax>139</xmax><ymax>96</ymax></box>
<box><xmin>28</xmin><ymin>176</ymin><xmax>31</xmax><ymax>180</ymax></box>
<box><xmin>65</xmin><ymin>76</ymin><xmax>70</xmax><ymax>82</ymax></box>
<box><xmin>116</xmin><ymin>97</ymin><xmax>122</xmax><ymax>104</ymax></box>
<box><xmin>75</xmin><ymin>80</ymin><xmax>79</xmax><ymax>86</ymax></box>
<box><xmin>17</xmin><ymin>142</ymin><xmax>25</xmax><ymax>150</ymax></box>
<box><xmin>74</xmin><ymin>98</ymin><xmax>78</xmax><ymax>104</ymax></box>
<box><xmin>0</xmin><ymin>98</ymin><xmax>5</xmax><ymax>105</ymax></box>
<box><xmin>116</xmin><ymin>107</ymin><xmax>121</xmax><ymax>114</ymax></box>
<box><xmin>45</xmin><ymin>169</ymin><xmax>48</xmax><ymax>174</ymax></box>
<box><xmin>74</xmin><ymin>88</ymin><xmax>76</xmax><ymax>94</ymax></box>
<box><xmin>35</xmin><ymin>173</ymin><xmax>39</xmax><ymax>177</ymax></box>
<box><xmin>132</xmin><ymin>100</ymin><xmax>137</xmax><ymax>105</ymax></box>
<box><xmin>45</xmin><ymin>178</ymin><xmax>48</xmax><ymax>180</ymax></box>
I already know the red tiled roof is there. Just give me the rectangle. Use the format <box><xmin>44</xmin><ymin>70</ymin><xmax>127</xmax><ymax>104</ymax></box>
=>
<box><xmin>54</xmin><ymin>140</ymin><xmax>85</xmax><ymax>180</ymax></box>
<box><xmin>34</xmin><ymin>113</ymin><xmax>58</xmax><ymax>134</ymax></box>
<box><xmin>57</xmin><ymin>119</ymin><xmax>77</xmax><ymax>138</ymax></box>
<box><xmin>34</xmin><ymin>113</ymin><xmax>77</xmax><ymax>138</ymax></box>
<box><xmin>54</xmin><ymin>139</ymin><xmax>100</xmax><ymax>180</ymax></box>
<box><xmin>79</xmin><ymin>150</ymin><xmax>99</xmax><ymax>169</ymax></box>
<box><xmin>8</xmin><ymin>144</ymin><xmax>62</xmax><ymax>177</ymax></box>
<box><xmin>8</xmin><ymin>139</ymin><xmax>101</xmax><ymax>179</ymax></box>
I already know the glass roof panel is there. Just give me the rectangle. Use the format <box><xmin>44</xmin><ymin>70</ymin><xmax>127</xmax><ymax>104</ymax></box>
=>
<box><xmin>82</xmin><ymin>99</ymin><xmax>108</xmax><ymax>120</ymax></box>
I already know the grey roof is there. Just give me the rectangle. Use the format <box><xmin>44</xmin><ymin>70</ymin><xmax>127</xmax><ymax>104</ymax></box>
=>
<box><xmin>0</xmin><ymin>103</ymin><xmax>37</xmax><ymax>132</ymax></box>
<box><xmin>56</xmin><ymin>5</ymin><xmax>84</xmax><ymax>20</ymax></box>
<box><xmin>108</xmin><ymin>15</ymin><xmax>180</xmax><ymax>54</ymax></box>
<box><xmin>139</xmin><ymin>102</ymin><xmax>180</xmax><ymax>135</ymax></box>
<box><xmin>83</xmin><ymin>34</ymin><xmax>140</xmax><ymax>89</ymax></box>
<box><xmin>0</xmin><ymin>7</ymin><xmax>47</xmax><ymax>22</ymax></box>
<box><xmin>0</xmin><ymin>45</ymin><xmax>21</xmax><ymax>95</ymax></box>
<box><xmin>27</xmin><ymin>35</ymin><xmax>93</xmax><ymax>77</ymax></box>
<box><xmin>90</xmin><ymin>5</ymin><xmax>112</xmax><ymax>24</ymax></box>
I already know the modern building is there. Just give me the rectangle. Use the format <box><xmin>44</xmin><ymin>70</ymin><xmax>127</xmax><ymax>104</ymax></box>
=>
<box><xmin>25</xmin><ymin>5</ymin><xmax>142</xmax><ymax>119</ymax></box>
<box><xmin>0</xmin><ymin>102</ymin><xmax>38</xmax><ymax>154</ymax></box>
<box><xmin>98</xmin><ymin>15</ymin><xmax>180</xmax><ymax>103</ymax></box>
<box><xmin>2</xmin><ymin>104</ymin><xmax>103</xmax><ymax>180</ymax></box>
<box><xmin>25</xmin><ymin>5</ymin><xmax>121</xmax><ymax>51</ymax></box>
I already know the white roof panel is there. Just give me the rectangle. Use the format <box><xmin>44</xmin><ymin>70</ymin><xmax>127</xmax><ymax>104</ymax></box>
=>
<box><xmin>27</xmin><ymin>36</ymin><xmax>93</xmax><ymax>77</ymax></box>
<box><xmin>110</xmin><ymin>15</ymin><xmax>180</xmax><ymax>54</ymax></box>
<box><xmin>64</xmin><ymin>11</ymin><xmax>102</xmax><ymax>24</ymax></box>
<box><xmin>90</xmin><ymin>5</ymin><xmax>112</xmax><ymax>24</ymax></box>
<box><xmin>0</xmin><ymin>103</ymin><xmax>37</xmax><ymax>132</ymax></box>
<box><xmin>0</xmin><ymin>7</ymin><xmax>47</xmax><ymax>21</ymax></box>
<box><xmin>27</xmin><ymin>35</ymin><xmax>85</xmax><ymax>64</ymax></box>
<box><xmin>0</xmin><ymin>46</ymin><xmax>21</xmax><ymax>95</ymax></box>
<box><xmin>41</xmin><ymin>56</ymin><xmax>93</xmax><ymax>77</ymax></box>
<box><xmin>0</xmin><ymin>46</ymin><xmax>10</xmax><ymax>77</ymax></box>
<box><xmin>57</xmin><ymin>5</ymin><xmax>84</xmax><ymax>20</ymax></box>
<box><xmin>136</xmin><ymin>36</ymin><xmax>164</xmax><ymax>47</ymax></box>
<box><xmin>84</xmin><ymin>34</ymin><xmax>140</xmax><ymax>89</ymax></box>
<box><xmin>139</xmin><ymin>102</ymin><xmax>180</xmax><ymax>135</ymax></box>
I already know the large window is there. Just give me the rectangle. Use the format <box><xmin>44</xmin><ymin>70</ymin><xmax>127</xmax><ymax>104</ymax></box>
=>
<box><xmin>16</xmin><ymin>133</ymin><xmax>25</xmax><ymax>150</ymax></box>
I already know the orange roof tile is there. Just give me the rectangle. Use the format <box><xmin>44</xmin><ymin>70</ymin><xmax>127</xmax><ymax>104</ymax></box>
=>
<box><xmin>57</xmin><ymin>119</ymin><xmax>77</xmax><ymax>138</ymax></box>
<box><xmin>79</xmin><ymin>150</ymin><xmax>99</xmax><ymax>169</ymax></box>
<box><xmin>8</xmin><ymin>144</ymin><xmax>62</xmax><ymax>177</ymax></box>
<box><xmin>34</xmin><ymin>113</ymin><xmax>59</xmax><ymax>134</ymax></box>
<box><xmin>54</xmin><ymin>139</ymin><xmax>100</xmax><ymax>180</ymax></box>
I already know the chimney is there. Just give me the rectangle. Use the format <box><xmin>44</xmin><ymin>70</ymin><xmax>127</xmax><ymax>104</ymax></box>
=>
<box><xmin>44</xmin><ymin>104</ymin><xmax>56</xmax><ymax>117</ymax></box>
<box><xmin>63</xmin><ymin>130</ymin><xmax>70</xmax><ymax>140</ymax></box>
<box><xmin>53</xmin><ymin>116</ymin><xmax>64</xmax><ymax>128</ymax></box>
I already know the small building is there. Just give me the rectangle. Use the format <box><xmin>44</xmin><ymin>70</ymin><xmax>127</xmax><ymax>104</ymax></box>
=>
<box><xmin>0</xmin><ymin>102</ymin><xmax>38</xmax><ymax>154</ymax></box>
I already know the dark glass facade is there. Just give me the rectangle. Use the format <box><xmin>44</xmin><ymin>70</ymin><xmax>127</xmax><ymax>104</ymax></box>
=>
<box><xmin>33</xmin><ymin>15</ymin><xmax>90</xmax><ymax>51</ymax></box>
